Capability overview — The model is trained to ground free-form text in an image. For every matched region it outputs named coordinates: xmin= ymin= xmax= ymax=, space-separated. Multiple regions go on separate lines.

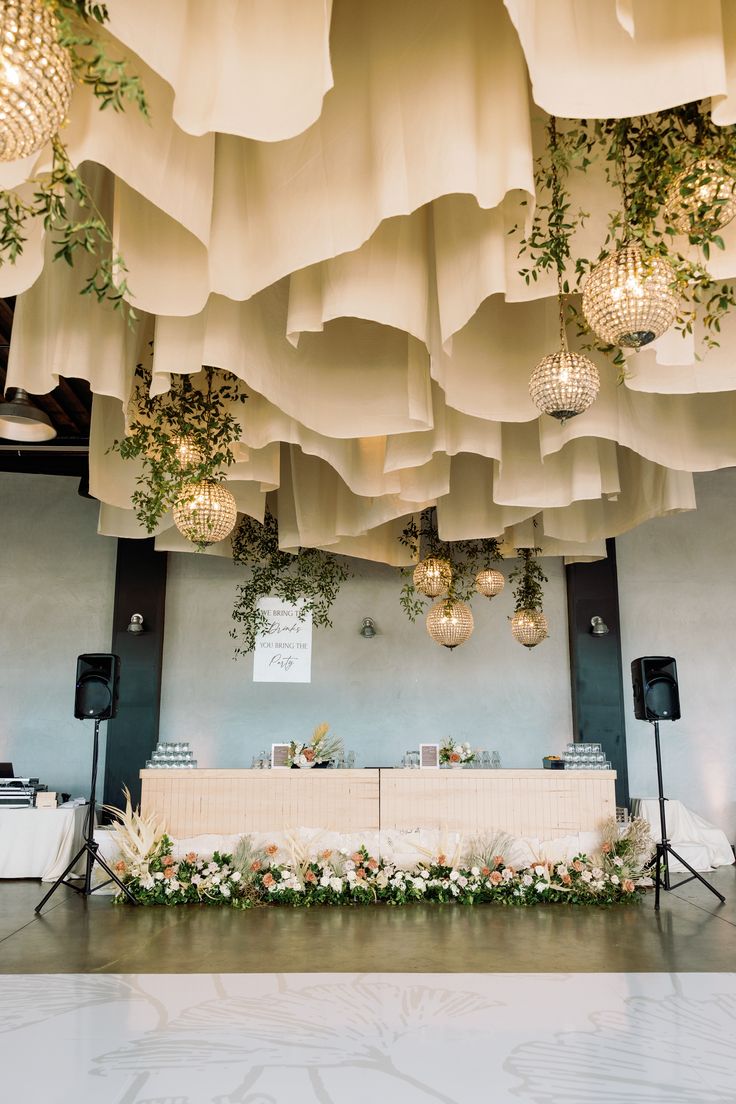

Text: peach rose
xmin=305 ymin=870 xmax=317 ymax=884
xmin=163 ymin=866 xmax=175 ymax=879
xmin=481 ymin=866 xmax=491 ymax=876
xmin=622 ymin=879 xmax=635 ymax=893
xmin=350 ymin=852 xmax=363 ymax=864
xmin=251 ymin=860 xmax=262 ymax=872
xmin=162 ymin=854 xmax=174 ymax=866
xmin=114 ymin=860 xmax=126 ymax=873
xmin=265 ymin=843 xmax=279 ymax=856
xmin=186 ymin=852 xmax=197 ymax=863
xmin=319 ymin=849 xmax=333 ymax=861
xmin=601 ymin=842 xmax=612 ymax=853
xmin=367 ymin=857 xmax=379 ymax=870
xmin=303 ymin=747 xmax=316 ymax=762
xmin=450 ymin=752 xmax=460 ymax=763
xmin=493 ymin=855 xmax=505 ymax=867
xmin=355 ymin=867 xmax=366 ymax=879
xmin=562 ymin=874 xmax=572 ymax=886
xmin=262 ymin=872 xmax=275 ymax=887
xmin=437 ymin=853 xmax=447 ymax=866
xmin=572 ymin=860 xmax=584 ymax=872
xmin=489 ymin=870 xmax=503 ymax=885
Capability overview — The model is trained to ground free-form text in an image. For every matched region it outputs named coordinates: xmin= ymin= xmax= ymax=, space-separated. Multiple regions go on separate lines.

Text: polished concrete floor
xmin=1 ymin=866 xmax=734 ymax=973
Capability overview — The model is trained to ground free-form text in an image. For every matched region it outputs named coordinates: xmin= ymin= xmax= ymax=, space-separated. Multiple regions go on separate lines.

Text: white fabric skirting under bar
xmin=631 ymin=799 xmax=734 ymax=873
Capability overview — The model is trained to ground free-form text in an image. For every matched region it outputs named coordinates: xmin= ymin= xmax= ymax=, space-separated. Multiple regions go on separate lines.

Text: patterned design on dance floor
xmin=1 ymin=973 xmax=733 ymax=1102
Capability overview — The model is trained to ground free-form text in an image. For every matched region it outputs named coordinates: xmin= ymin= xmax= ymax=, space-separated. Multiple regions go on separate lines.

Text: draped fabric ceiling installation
xmin=6 ymin=0 xmax=736 ymax=564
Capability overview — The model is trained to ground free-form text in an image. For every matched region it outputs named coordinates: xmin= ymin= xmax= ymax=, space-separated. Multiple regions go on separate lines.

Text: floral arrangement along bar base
xmin=439 ymin=738 xmax=475 ymax=767
xmin=108 ymin=808 xmax=654 ymax=909
xmin=288 ymin=722 xmax=343 ymax=769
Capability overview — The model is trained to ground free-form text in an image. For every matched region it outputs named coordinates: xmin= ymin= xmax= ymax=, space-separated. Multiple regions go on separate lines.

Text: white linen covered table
xmin=631 ymin=799 xmax=734 ymax=872
xmin=0 ymin=806 xmax=88 ymax=881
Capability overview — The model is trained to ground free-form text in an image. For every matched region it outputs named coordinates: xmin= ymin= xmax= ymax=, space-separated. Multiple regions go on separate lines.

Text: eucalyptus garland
xmin=509 ymin=548 xmax=548 ymax=613
xmin=230 ymin=509 xmax=351 ymax=655
xmin=398 ymin=508 xmax=503 ymax=621
xmin=516 ymin=100 xmax=736 ymax=363
xmin=110 ymin=362 xmax=248 ymax=533
xmin=0 ymin=1 xmax=148 ymax=318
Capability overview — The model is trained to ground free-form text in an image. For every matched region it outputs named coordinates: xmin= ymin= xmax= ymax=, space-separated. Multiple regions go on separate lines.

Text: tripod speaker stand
xmin=649 ymin=718 xmax=725 ymax=911
xmin=36 ymin=654 xmax=137 ymax=914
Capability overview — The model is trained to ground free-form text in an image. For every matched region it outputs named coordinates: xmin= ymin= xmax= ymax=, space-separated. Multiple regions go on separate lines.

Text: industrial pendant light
xmin=0 ymin=387 xmax=56 ymax=441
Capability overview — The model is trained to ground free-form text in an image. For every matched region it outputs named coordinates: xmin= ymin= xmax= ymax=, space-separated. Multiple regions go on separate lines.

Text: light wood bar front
xmin=141 ymin=768 xmax=616 ymax=840
xmin=380 ymin=769 xmax=616 ymax=839
xmin=140 ymin=769 xmax=379 ymax=837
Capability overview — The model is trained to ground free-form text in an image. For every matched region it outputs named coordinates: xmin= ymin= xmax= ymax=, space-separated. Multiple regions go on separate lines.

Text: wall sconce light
xmin=359 ymin=617 xmax=376 ymax=639
xmin=126 ymin=613 xmax=145 ymax=635
xmin=590 ymin=616 xmax=609 ymax=636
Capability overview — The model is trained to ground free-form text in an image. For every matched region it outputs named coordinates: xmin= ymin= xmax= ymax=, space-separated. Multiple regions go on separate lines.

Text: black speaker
xmin=631 ymin=656 xmax=680 ymax=721
xmin=74 ymin=654 xmax=120 ymax=720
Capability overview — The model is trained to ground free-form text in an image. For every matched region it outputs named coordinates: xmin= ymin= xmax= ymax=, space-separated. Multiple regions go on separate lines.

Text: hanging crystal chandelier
xmin=170 ymin=434 xmax=205 ymax=468
xmin=511 ymin=609 xmax=549 ymax=649
xmin=414 ymin=556 xmax=452 ymax=597
xmin=529 ymin=349 xmax=600 ymax=423
xmin=0 ymin=0 xmax=73 ymax=162
xmin=426 ymin=597 xmax=474 ymax=649
xmin=475 ymin=568 xmax=505 ymax=599
xmin=664 ymin=158 xmax=736 ymax=235
xmin=582 ymin=243 xmax=678 ymax=349
xmin=173 ymin=479 xmax=237 ymax=547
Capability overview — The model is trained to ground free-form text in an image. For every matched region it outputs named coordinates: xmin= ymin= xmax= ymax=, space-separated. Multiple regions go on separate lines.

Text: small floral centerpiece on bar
xmin=439 ymin=738 xmax=475 ymax=767
xmin=288 ymin=722 xmax=343 ymax=769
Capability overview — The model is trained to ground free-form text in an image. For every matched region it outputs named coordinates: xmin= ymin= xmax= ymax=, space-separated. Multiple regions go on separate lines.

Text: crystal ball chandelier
xmin=0 ymin=0 xmax=73 ymax=162
xmin=173 ymin=479 xmax=237 ymax=546
xmin=582 ymin=243 xmax=678 ymax=349
xmin=426 ymin=597 xmax=474 ymax=649
xmin=170 ymin=433 xmax=205 ymax=468
xmin=474 ymin=568 xmax=505 ymax=599
xmin=511 ymin=609 xmax=549 ymax=649
xmin=664 ymin=158 xmax=736 ymax=235
xmin=413 ymin=556 xmax=452 ymax=597
xmin=529 ymin=350 xmax=600 ymax=422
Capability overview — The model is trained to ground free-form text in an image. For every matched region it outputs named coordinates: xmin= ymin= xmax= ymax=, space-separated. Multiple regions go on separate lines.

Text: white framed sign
xmin=271 ymin=743 xmax=290 ymax=769
xmin=253 ymin=598 xmax=312 ymax=683
xmin=419 ymin=743 xmax=440 ymax=769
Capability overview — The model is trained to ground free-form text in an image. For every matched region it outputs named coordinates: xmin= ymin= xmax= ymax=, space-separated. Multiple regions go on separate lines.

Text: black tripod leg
xmin=35 ymin=842 xmax=89 ymax=914
xmin=654 ymin=844 xmax=662 ymax=911
xmin=665 ymin=845 xmax=726 ymax=905
xmin=89 ymin=846 xmax=138 ymax=906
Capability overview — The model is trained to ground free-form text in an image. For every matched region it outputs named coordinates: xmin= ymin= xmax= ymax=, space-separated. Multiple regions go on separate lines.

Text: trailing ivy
xmin=230 ymin=509 xmax=351 ymax=655
xmin=398 ymin=508 xmax=503 ymax=621
xmin=0 ymin=2 xmax=149 ymax=318
xmin=509 ymin=548 xmax=547 ymax=613
xmin=110 ymin=362 xmax=248 ymax=533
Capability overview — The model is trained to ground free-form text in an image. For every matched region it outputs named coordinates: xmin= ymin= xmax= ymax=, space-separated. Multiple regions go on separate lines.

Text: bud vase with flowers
xmin=288 ymin=722 xmax=343 ymax=769
xmin=439 ymin=738 xmax=475 ymax=768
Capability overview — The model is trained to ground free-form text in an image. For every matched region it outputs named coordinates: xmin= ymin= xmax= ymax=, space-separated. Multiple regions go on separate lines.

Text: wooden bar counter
xmin=140 ymin=768 xmax=380 ymax=837
xmin=380 ymin=769 xmax=616 ymax=839
xmin=141 ymin=767 xmax=616 ymax=840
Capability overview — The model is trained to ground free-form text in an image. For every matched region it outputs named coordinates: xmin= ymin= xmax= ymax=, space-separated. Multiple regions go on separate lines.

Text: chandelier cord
xmin=548 ymin=116 xmax=569 ymax=353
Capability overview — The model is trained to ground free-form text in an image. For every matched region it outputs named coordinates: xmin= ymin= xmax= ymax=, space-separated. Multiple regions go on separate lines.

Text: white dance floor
xmin=2 ymin=972 xmax=733 ymax=1102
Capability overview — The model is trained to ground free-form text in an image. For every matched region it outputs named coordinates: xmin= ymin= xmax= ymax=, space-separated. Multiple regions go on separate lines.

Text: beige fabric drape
xmin=4 ymin=0 xmax=735 ymax=561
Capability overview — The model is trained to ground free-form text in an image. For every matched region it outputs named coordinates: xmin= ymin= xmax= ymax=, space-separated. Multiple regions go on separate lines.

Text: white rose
xmin=330 ymin=877 xmax=343 ymax=893
xmin=535 ymin=882 xmax=546 ymax=893
xmin=581 ymin=870 xmax=593 ymax=883
xmin=346 ymin=869 xmax=356 ymax=882
xmin=230 ymin=871 xmax=241 ymax=882
xmin=221 ymin=885 xmax=231 ymax=898
xmin=471 ymin=866 xmax=481 ymax=877
xmin=534 ymin=865 xmax=546 ymax=876
xmin=211 ymin=875 xmax=221 ymax=886
xmin=502 ymin=868 xmax=514 ymax=882
xmin=613 ymin=856 xmax=624 ymax=867
xmin=610 ymin=874 xmax=620 ymax=885
xmin=320 ymin=875 xmax=331 ymax=888
xmin=522 ymin=874 xmax=533 ymax=887
xmin=457 ymin=875 xmax=468 ymax=888
xmin=556 ymin=865 xmax=568 ymax=877
xmin=153 ymin=872 xmax=164 ymax=881
xmin=449 ymin=870 xmax=459 ymax=882
xmin=592 ymin=867 xmax=603 ymax=879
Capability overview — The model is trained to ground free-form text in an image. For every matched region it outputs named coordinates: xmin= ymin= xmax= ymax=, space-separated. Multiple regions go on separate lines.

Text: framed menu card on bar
xmin=419 ymin=743 xmax=440 ymax=769
xmin=271 ymin=744 xmax=290 ymax=769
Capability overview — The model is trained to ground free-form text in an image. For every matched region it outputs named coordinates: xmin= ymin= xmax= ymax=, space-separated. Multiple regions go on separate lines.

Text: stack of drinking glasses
xmin=146 ymin=741 xmax=198 ymax=769
xmin=564 ymin=742 xmax=611 ymax=770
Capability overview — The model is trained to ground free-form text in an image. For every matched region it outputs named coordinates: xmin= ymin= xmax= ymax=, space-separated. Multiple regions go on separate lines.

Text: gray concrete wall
xmin=159 ymin=551 xmax=573 ymax=772
xmin=0 ymin=473 xmax=116 ymax=796
xmin=618 ymin=469 xmax=736 ymax=839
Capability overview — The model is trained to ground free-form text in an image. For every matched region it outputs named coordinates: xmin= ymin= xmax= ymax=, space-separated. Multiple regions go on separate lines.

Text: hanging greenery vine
xmin=0 ymin=1 xmax=149 ymax=318
xmin=397 ymin=508 xmax=503 ymax=621
xmin=508 ymin=547 xmax=548 ymax=613
xmin=110 ymin=362 xmax=248 ymax=534
xmin=230 ymin=509 xmax=351 ymax=656
xmin=515 ymin=100 xmax=736 ymax=363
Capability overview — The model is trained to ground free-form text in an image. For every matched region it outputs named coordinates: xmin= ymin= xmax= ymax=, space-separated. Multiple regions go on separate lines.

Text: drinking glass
xmin=347 ymin=751 xmax=356 ymax=768
xmin=490 ymin=751 xmax=501 ymax=769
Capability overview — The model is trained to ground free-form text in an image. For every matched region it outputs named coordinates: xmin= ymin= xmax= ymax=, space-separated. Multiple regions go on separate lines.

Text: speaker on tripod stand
xmin=630 ymin=656 xmax=725 ymax=911
xmin=35 ymin=654 xmax=137 ymax=913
